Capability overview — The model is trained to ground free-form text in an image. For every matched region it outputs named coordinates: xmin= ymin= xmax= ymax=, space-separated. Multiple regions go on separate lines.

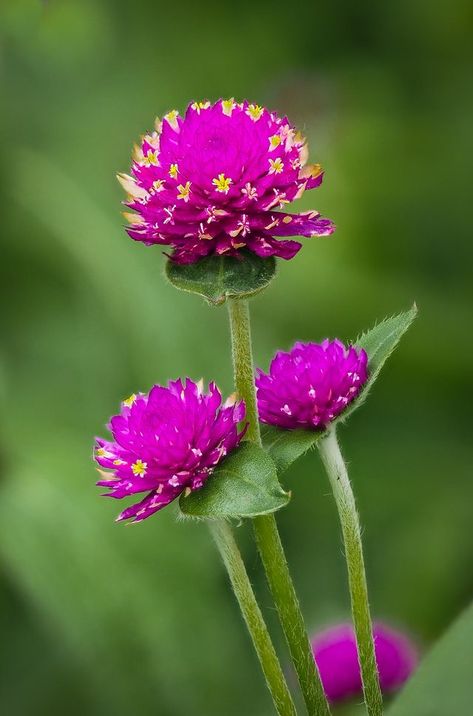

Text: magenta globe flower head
xmin=256 ymin=340 xmax=368 ymax=430
xmin=312 ymin=622 xmax=418 ymax=703
xmin=118 ymin=99 xmax=335 ymax=264
xmin=94 ymin=379 xmax=246 ymax=523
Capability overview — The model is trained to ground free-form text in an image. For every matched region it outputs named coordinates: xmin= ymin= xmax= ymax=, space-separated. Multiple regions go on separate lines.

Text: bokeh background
xmin=1 ymin=0 xmax=472 ymax=714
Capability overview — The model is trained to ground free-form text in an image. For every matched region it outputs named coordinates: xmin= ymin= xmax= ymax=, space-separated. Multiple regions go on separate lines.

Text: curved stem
xmin=252 ymin=514 xmax=331 ymax=716
xmin=227 ymin=298 xmax=331 ymax=716
xmin=210 ymin=520 xmax=297 ymax=716
xmin=318 ymin=428 xmax=383 ymax=716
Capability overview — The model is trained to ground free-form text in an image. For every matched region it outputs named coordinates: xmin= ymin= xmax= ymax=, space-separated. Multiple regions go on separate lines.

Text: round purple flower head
xmin=256 ymin=340 xmax=368 ymax=430
xmin=94 ymin=379 xmax=246 ymax=523
xmin=312 ymin=623 xmax=418 ymax=703
xmin=118 ymin=99 xmax=335 ymax=264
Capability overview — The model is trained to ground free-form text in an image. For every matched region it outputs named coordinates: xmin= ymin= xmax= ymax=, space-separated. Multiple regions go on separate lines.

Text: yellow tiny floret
xmin=96 ymin=447 xmax=108 ymax=457
xmin=164 ymin=109 xmax=179 ymax=127
xmin=143 ymin=150 xmax=159 ymax=166
xmin=169 ymin=163 xmax=179 ymax=179
xmin=177 ymin=181 xmax=191 ymax=202
xmin=269 ymin=134 xmax=282 ymax=149
xmin=221 ymin=98 xmax=235 ymax=116
xmin=191 ymin=101 xmax=210 ymax=113
xmin=246 ymin=104 xmax=264 ymax=121
xmin=131 ymin=460 xmax=148 ymax=478
xmin=152 ymin=179 xmax=165 ymax=192
xmin=269 ymin=157 xmax=284 ymax=174
xmin=212 ymin=173 xmax=232 ymax=193
xmin=123 ymin=393 xmax=136 ymax=407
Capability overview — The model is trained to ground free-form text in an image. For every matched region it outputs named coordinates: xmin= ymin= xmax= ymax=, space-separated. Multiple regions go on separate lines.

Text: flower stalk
xmin=227 ymin=298 xmax=331 ymax=716
xmin=317 ymin=427 xmax=383 ymax=716
xmin=210 ymin=520 xmax=297 ymax=716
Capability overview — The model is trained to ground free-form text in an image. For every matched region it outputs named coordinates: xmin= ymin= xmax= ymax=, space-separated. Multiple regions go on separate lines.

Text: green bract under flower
xmin=165 ymin=251 xmax=276 ymax=305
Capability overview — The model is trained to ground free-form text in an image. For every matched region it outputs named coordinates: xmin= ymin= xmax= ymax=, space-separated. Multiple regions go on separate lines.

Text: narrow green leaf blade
xmin=179 ymin=442 xmax=290 ymax=519
xmin=165 ymin=252 xmax=276 ymax=305
xmin=339 ymin=303 xmax=417 ymax=424
xmin=261 ymin=305 xmax=417 ymax=474
xmin=387 ymin=601 xmax=473 ymax=716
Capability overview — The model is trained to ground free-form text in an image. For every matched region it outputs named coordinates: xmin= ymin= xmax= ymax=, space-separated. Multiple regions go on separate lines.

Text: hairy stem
xmin=227 ymin=298 xmax=331 ymax=716
xmin=318 ymin=428 xmax=383 ymax=716
xmin=210 ymin=520 xmax=297 ymax=716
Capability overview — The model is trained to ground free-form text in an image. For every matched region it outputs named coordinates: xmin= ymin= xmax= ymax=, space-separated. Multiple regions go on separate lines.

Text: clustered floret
xmin=119 ymin=99 xmax=334 ymax=264
xmin=256 ymin=340 xmax=368 ymax=431
xmin=94 ymin=379 xmax=246 ymax=522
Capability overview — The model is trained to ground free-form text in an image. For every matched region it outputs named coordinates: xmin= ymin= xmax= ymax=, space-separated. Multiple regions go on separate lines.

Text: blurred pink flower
xmin=311 ymin=622 xmax=418 ymax=703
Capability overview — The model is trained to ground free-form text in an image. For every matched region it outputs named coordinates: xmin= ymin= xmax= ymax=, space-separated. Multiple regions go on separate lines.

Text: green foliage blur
xmin=1 ymin=0 xmax=472 ymax=714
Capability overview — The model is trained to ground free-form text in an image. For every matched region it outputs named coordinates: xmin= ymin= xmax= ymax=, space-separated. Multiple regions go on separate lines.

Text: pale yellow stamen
xmin=246 ymin=104 xmax=263 ymax=121
xmin=212 ymin=173 xmax=232 ymax=193
xmin=269 ymin=134 xmax=281 ymax=150
xmin=269 ymin=157 xmax=284 ymax=174
xmin=177 ymin=181 xmax=191 ymax=202
xmin=221 ymin=98 xmax=235 ymax=116
xmin=143 ymin=150 xmax=159 ymax=166
xmin=169 ymin=163 xmax=178 ymax=179
xmin=191 ymin=101 xmax=210 ymax=113
xmin=123 ymin=393 xmax=137 ymax=407
xmin=131 ymin=460 xmax=147 ymax=478
xmin=152 ymin=179 xmax=165 ymax=193
xmin=164 ymin=109 xmax=179 ymax=128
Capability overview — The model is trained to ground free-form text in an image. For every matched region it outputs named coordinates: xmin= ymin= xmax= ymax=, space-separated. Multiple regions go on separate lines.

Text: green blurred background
xmin=1 ymin=0 xmax=472 ymax=714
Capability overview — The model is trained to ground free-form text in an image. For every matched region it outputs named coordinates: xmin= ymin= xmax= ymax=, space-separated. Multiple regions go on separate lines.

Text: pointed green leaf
xmin=165 ymin=252 xmax=276 ymax=306
xmin=262 ymin=305 xmax=417 ymax=474
xmin=387 ymin=601 xmax=473 ymax=716
xmin=179 ymin=442 xmax=290 ymax=519
xmin=339 ymin=303 xmax=417 ymax=423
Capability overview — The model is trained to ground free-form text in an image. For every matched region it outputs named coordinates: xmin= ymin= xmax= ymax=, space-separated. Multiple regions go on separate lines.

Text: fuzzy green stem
xmin=210 ymin=520 xmax=297 ymax=716
xmin=227 ymin=298 xmax=331 ymax=716
xmin=228 ymin=299 xmax=261 ymax=444
xmin=318 ymin=428 xmax=383 ymax=716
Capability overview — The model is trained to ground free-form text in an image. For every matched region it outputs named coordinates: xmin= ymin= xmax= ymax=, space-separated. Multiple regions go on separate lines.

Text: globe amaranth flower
xmin=94 ymin=379 xmax=246 ymax=522
xmin=312 ymin=623 xmax=418 ymax=703
xmin=118 ymin=99 xmax=335 ymax=264
xmin=256 ymin=340 xmax=368 ymax=430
